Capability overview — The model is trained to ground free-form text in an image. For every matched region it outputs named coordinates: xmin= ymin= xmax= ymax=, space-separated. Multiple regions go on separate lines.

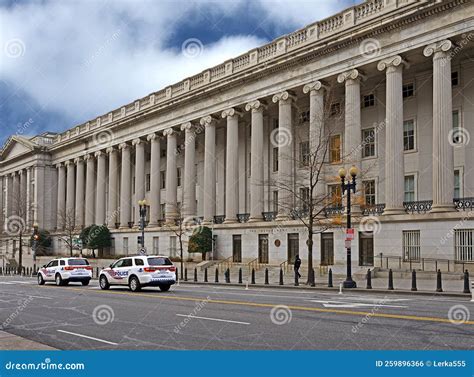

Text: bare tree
xmin=56 ymin=208 xmax=79 ymax=257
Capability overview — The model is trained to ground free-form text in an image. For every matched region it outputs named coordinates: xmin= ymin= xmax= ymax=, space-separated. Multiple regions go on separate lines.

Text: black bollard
xmin=436 ymin=269 xmax=443 ymax=292
xmin=225 ymin=268 xmax=230 ymax=283
xmin=184 ymin=268 xmax=188 ymax=282
xmin=251 ymin=268 xmax=256 ymax=284
xmin=310 ymin=268 xmax=316 ymax=287
xmin=215 ymin=268 xmax=219 ymax=283
xmin=463 ymin=270 xmax=470 ymax=294
xmin=264 ymin=268 xmax=269 ymax=285
xmin=279 ymin=268 xmax=284 ymax=285
xmin=238 ymin=268 xmax=243 ymax=284
xmin=176 ymin=267 xmax=179 ymax=282
xmin=366 ymin=269 xmax=372 ymax=289
xmin=411 ymin=269 xmax=417 ymax=291
xmin=388 ymin=269 xmax=394 ymax=290
xmin=328 ymin=268 xmax=333 ymax=288
xmin=194 ymin=268 xmax=197 ymax=282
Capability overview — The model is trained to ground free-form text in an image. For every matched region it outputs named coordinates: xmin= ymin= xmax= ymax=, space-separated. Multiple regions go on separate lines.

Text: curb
xmin=176 ymin=281 xmax=471 ymax=299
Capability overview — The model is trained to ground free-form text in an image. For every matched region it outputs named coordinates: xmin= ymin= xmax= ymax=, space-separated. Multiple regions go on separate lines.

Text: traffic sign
xmin=346 ymin=228 xmax=355 ymax=240
xmin=139 ymin=247 xmax=147 ymax=256
xmin=345 ymin=239 xmax=351 ymax=249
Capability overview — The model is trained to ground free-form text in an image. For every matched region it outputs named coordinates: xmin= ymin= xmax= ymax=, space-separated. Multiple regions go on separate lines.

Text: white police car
xmin=37 ymin=258 xmax=92 ymax=286
xmin=99 ymin=255 xmax=176 ymax=292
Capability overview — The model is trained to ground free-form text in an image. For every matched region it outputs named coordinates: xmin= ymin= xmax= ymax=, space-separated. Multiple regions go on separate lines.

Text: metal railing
xmin=403 ymin=200 xmax=432 ymax=214
xmin=216 ymin=256 xmax=234 ymax=272
xmin=279 ymin=259 xmax=290 ymax=274
xmin=213 ymin=215 xmax=225 ymax=224
xmin=454 ymin=197 xmax=474 ymax=211
xmin=262 ymin=212 xmax=276 ymax=222
xmin=237 ymin=213 xmax=250 ymax=223
xmin=248 ymin=258 xmax=261 ymax=274
xmin=323 ymin=205 xmax=344 ymax=217
xmin=378 ymin=253 xmax=474 ymax=272
xmin=361 ymin=203 xmax=385 ymax=216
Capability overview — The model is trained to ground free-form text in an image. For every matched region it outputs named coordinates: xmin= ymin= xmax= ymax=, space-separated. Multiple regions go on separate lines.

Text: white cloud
xmin=0 ymin=0 xmax=356 ymax=126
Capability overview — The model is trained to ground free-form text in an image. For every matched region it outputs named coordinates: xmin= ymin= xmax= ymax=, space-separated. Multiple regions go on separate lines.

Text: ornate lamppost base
xmin=343 ymin=279 xmax=357 ymax=288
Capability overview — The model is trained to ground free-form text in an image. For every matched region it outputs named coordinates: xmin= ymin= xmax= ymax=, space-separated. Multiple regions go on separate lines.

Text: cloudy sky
xmin=0 ymin=0 xmax=361 ymax=145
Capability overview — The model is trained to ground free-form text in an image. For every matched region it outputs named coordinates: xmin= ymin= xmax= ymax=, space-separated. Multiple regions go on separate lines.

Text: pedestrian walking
xmin=294 ymin=255 xmax=301 ymax=286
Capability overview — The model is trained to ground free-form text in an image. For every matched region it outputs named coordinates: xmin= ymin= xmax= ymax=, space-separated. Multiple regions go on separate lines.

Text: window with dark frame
xmin=362 ymin=128 xmax=375 ymax=158
xmin=329 ymin=134 xmax=341 ymax=163
xmin=299 ymin=141 xmax=310 ymax=167
xmin=403 ymin=120 xmax=415 ymax=151
xmin=452 ymin=71 xmax=459 ymax=86
xmin=330 ymin=102 xmax=341 ymax=116
xmin=272 ymin=147 xmax=279 ymax=172
xmin=363 ymin=180 xmax=376 ymax=206
xmin=402 ymin=83 xmax=415 ymax=98
xmin=362 ymin=94 xmax=375 ymax=108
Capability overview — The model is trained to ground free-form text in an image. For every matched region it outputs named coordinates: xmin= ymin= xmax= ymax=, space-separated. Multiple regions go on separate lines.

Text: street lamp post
xmin=32 ymin=222 xmax=39 ymax=274
xmin=339 ymin=166 xmax=358 ymax=289
xmin=138 ymin=200 xmax=148 ymax=255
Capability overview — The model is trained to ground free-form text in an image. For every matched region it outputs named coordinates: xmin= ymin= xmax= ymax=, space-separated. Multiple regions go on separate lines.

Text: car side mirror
xmin=42 ymin=265 xmax=46 ymax=268
xmin=109 ymin=263 xmax=114 ymax=268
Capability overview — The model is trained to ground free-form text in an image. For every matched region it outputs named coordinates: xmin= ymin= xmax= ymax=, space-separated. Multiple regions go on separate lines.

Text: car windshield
xmin=68 ymin=259 xmax=89 ymax=266
xmin=147 ymin=257 xmax=172 ymax=266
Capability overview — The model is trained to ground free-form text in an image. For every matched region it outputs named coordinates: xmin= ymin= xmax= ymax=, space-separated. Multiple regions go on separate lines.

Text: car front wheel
xmin=55 ymin=274 xmax=64 ymax=286
xmin=129 ymin=276 xmax=141 ymax=292
xmin=37 ymin=273 xmax=45 ymax=285
xmin=99 ymin=275 xmax=110 ymax=290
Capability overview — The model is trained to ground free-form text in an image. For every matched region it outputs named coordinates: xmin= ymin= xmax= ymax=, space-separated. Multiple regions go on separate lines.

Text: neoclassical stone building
xmin=1 ymin=0 xmax=474 ymax=271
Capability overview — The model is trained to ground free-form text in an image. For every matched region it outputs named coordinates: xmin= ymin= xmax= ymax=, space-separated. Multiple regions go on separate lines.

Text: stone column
xmin=4 ymin=174 xmax=13 ymax=227
xmin=84 ymin=154 xmax=95 ymax=226
xmin=272 ymin=91 xmax=296 ymax=220
xmin=245 ymin=101 xmax=266 ymax=222
xmin=303 ymin=81 xmax=327 ymax=203
xmin=337 ymin=69 xmax=364 ymax=165
xmin=56 ymin=163 xmax=66 ymax=229
xmin=33 ymin=166 xmax=45 ymax=227
xmin=74 ymin=157 xmax=85 ymax=228
xmin=19 ymin=170 xmax=27 ymax=220
xmin=147 ymin=134 xmax=161 ymax=226
xmin=95 ymin=151 xmax=107 ymax=225
xmin=221 ymin=109 xmax=241 ymax=223
xmin=180 ymin=123 xmax=196 ymax=219
xmin=133 ymin=138 xmax=146 ymax=226
xmin=0 ymin=176 xmax=3 ymax=231
xmin=106 ymin=147 xmax=119 ymax=228
xmin=201 ymin=115 xmax=217 ymax=224
xmin=25 ymin=168 xmax=32 ymax=228
xmin=119 ymin=143 xmax=132 ymax=228
xmin=378 ymin=56 xmax=407 ymax=215
xmin=164 ymin=128 xmax=178 ymax=223
xmin=424 ymin=40 xmax=455 ymax=212
xmin=65 ymin=161 xmax=76 ymax=226
xmin=12 ymin=172 xmax=20 ymax=216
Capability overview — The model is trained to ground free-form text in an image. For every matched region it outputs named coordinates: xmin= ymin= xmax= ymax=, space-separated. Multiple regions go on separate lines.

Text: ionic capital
xmin=221 ymin=108 xmax=242 ymax=119
xmin=132 ymin=138 xmax=144 ymax=146
xmin=200 ymin=115 xmax=217 ymax=127
xmin=163 ymin=128 xmax=176 ymax=137
xmin=83 ymin=154 xmax=93 ymax=162
xmin=245 ymin=100 xmax=267 ymax=113
xmin=147 ymin=133 xmax=159 ymax=142
xmin=423 ymin=39 xmax=453 ymax=58
xmin=180 ymin=122 xmax=194 ymax=132
xmin=303 ymin=80 xmax=327 ymax=94
xmin=65 ymin=159 xmax=75 ymax=166
xmin=106 ymin=146 xmax=116 ymax=154
xmin=74 ymin=157 xmax=84 ymax=164
xmin=56 ymin=162 xmax=64 ymax=169
xmin=118 ymin=143 xmax=129 ymax=151
xmin=94 ymin=151 xmax=104 ymax=158
xmin=337 ymin=68 xmax=365 ymax=84
xmin=377 ymin=55 xmax=409 ymax=72
xmin=272 ymin=91 xmax=296 ymax=105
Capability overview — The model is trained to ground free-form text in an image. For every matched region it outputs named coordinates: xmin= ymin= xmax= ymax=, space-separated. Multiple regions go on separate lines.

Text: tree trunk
xmin=18 ymin=233 xmax=23 ymax=275
xmin=179 ymin=237 xmax=184 ymax=279
xmin=307 ymin=227 xmax=314 ymax=285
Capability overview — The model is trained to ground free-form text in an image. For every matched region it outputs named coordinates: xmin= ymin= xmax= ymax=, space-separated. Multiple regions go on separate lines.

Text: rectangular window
xmin=328 ymin=184 xmax=342 ymax=206
xmin=402 ymin=83 xmax=415 ymax=98
xmin=452 ymin=71 xmax=459 ymax=86
xmin=403 ymin=120 xmax=415 ymax=151
xmin=160 ymin=171 xmax=166 ymax=189
xmin=404 ymin=175 xmax=415 ymax=202
xmin=146 ymin=174 xmax=151 ymax=192
xmin=330 ymin=103 xmax=341 ymax=116
xmin=454 ymin=229 xmax=474 ymax=261
xmin=272 ymin=191 xmax=278 ymax=213
xmin=177 ymin=168 xmax=182 ymax=187
xmin=299 ymin=187 xmax=310 ymax=211
xmin=321 ymin=233 xmax=334 ymax=266
xmin=454 ymin=169 xmax=462 ymax=199
xmin=232 ymin=235 xmax=242 ymax=263
xmin=258 ymin=234 xmax=269 ymax=264
xmin=160 ymin=203 xmax=165 ymax=220
xmin=299 ymin=141 xmax=310 ymax=167
xmin=169 ymin=236 xmax=177 ymax=257
xmin=123 ymin=237 xmax=129 ymax=256
xmin=452 ymin=110 xmax=462 ymax=144
xmin=329 ymin=134 xmax=341 ymax=163
xmin=363 ymin=180 xmax=376 ymax=206
xmin=403 ymin=230 xmax=420 ymax=261
xmin=300 ymin=110 xmax=310 ymax=124
xmin=362 ymin=94 xmax=375 ymax=108
xmin=361 ymin=128 xmax=375 ymax=158
xmin=153 ymin=237 xmax=159 ymax=254
xmin=272 ymin=147 xmax=279 ymax=172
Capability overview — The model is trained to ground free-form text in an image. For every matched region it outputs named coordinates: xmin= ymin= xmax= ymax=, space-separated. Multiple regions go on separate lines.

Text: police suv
xmin=99 ymin=255 xmax=176 ymax=292
xmin=37 ymin=258 xmax=92 ymax=286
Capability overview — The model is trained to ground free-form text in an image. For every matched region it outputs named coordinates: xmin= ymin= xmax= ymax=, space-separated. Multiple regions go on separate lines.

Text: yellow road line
xmin=59 ymin=287 xmax=474 ymax=326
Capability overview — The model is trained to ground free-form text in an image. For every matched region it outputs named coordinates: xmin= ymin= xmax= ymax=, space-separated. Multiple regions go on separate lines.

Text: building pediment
xmin=0 ymin=136 xmax=37 ymax=161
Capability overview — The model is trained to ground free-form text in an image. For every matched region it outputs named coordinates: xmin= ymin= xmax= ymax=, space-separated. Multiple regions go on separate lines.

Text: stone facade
xmin=1 ymin=0 xmax=474 ymax=271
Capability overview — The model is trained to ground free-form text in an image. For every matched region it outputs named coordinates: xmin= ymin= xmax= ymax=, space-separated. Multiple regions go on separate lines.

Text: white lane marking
xmin=176 ymin=314 xmax=250 ymax=325
xmin=0 ymin=292 xmax=53 ymax=300
xmin=57 ymin=330 xmax=118 ymax=345
xmin=308 ymin=300 xmax=408 ymax=308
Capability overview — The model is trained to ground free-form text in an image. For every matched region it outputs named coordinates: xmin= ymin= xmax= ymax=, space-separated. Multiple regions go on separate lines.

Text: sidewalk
xmin=0 ymin=331 xmax=56 ymax=350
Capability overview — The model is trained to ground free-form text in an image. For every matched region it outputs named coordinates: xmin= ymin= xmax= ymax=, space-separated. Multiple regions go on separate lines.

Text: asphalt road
xmin=0 ymin=276 xmax=472 ymax=350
